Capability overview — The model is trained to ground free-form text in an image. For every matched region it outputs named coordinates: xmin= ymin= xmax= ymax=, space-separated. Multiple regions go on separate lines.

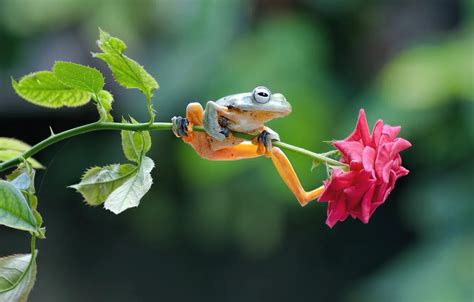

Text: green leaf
xmin=0 ymin=138 xmax=30 ymax=152
xmin=0 ymin=180 xmax=38 ymax=233
xmin=69 ymin=163 xmax=137 ymax=206
xmin=104 ymin=156 xmax=154 ymax=214
xmin=6 ymin=168 xmax=44 ymax=235
xmin=53 ymin=61 xmax=104 ymax=94
xmin=12 ymin=71 xmax=92 ymax=108
xmin=0 ymin=138 xmax=43 ymax=169
xmin=0 ymin=252 xmax=37 ymax=302
xmin=96 ymin=90 xmax=114 ymax=122
xmin=8 ymin=171 xmax=31 ymax=192
xmin=93 ymin=29 xmax=158 ymax=96
xmin=0 ymin=150 xmax=43 ymax=170
xmin=121 ymin=118 xmax=152 ymax=162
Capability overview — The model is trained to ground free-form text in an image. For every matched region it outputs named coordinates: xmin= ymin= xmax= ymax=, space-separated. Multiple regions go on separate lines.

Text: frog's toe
xmin=255 ymin=130 xmax=280 ymax=155
xmin=171 ymin=116 xmax=189 ymax=137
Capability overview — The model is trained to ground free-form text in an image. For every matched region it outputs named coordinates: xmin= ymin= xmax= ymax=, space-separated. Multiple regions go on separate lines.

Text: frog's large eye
xmin=252 ymin=86 xmax=271 ymax=104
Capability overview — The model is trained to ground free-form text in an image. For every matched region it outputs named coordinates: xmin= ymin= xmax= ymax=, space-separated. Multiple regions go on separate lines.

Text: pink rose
xmin=318 ymin=109 xmax=411 ymax=228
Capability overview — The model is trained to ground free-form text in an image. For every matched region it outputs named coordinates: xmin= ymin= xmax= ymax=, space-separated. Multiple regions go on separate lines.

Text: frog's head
xmin=218 ymin=86 xmax=292 ymax=118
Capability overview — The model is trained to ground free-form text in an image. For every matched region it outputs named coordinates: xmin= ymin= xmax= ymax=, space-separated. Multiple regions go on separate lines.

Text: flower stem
xmin=0 ymin=121 xmax=347 ymax=173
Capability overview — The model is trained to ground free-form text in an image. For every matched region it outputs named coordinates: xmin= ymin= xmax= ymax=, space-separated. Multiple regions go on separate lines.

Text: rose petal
xmin=344 ymin=183 xmax=369 ymax=210
xmin=334 ymin=141 xmax=364 ymax=162
xmin=375 ymin=144 xmax=391 ymax=180
xmin=361 ymin=184 xmax=376 ymax=223
xmin=345 ymin=109 xmax=371 ymax=145
xmin=382 ymin=124 xmax=401 ymax=140
xmin=362 ymin=146 xmax=376 ymax=171
xmin=397 ymin=166 xmax=410 ymax=177
xmin=371 ymin=120 xmax=383 ymax=147
xmin=390 ymin=138 xmax=412 ymax=157
xmin=326 ymin=195 xmax=349 ymax=228
xmin=382 ymin=160 xmax=394 ymax=183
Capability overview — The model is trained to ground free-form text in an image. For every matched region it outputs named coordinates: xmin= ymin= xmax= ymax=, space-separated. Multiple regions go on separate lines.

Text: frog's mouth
xmin=228 ymin=104 xmax=291 ymax=115
xmin=238 ymin=102 xmax=292 ymax=115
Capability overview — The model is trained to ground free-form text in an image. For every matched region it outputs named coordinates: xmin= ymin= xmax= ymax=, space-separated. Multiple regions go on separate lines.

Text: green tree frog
xmin=172 ymin=86 xmax=323 ymax=206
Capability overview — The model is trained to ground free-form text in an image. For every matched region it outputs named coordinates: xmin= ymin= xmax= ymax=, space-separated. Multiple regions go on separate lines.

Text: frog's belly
xmin=223 ymin=110 xmax=272 ymax=133
xmin=226 ymin=116 xmax=262 ymax=133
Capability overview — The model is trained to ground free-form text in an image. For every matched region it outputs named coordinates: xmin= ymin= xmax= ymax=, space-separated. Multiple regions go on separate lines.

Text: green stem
xmin=0 ymin=121 xmax=348 ymax=173
xmin=30 ymin=234 xmax=36 ymax=256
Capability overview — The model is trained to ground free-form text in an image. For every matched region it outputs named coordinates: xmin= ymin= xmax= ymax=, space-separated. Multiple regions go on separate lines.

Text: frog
xmin=172 ymin=86 xmax=323 ymax=206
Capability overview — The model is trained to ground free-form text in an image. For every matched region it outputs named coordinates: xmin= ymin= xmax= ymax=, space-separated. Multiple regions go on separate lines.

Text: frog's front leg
xmin=202 ymin=101 xmax=229 ymax=141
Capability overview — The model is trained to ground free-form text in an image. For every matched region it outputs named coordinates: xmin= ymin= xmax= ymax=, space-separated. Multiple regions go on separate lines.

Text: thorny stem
xmin=0 ymin=121 xmax=348 ymax=173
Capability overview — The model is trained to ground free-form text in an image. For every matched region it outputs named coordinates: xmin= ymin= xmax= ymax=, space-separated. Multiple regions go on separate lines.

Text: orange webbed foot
xmin=252 ymin=128 xmax=280 ymax=157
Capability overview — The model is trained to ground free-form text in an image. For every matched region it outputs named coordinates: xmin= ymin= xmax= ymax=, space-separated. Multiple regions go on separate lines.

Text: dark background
xmin=1 ymin=0 xmax=473 ymax=301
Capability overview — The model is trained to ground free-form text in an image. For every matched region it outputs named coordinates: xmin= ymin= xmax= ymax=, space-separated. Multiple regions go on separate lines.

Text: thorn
xmin=49 ymin=126 xmax=55 ymax=136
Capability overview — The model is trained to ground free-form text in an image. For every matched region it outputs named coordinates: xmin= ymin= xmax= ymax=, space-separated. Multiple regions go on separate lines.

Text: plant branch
xmin=0 ymin=121 xmax=347 ymax=173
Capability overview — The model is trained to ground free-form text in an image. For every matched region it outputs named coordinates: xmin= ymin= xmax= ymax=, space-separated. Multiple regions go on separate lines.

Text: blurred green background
xmin=1 ymin=0 xmax=473 ymax=301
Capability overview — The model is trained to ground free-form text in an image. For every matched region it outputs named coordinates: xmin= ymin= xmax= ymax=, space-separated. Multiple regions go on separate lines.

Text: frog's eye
xmin=252 ymin=86 xmax=271 ymax=104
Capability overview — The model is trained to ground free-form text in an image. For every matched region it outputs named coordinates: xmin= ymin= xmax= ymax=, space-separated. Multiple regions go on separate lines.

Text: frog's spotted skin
xmin=172 ymin=86 xmax=324 ymax=206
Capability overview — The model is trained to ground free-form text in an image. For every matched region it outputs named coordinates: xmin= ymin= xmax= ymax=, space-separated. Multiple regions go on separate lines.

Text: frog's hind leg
xmin=208 ymin=142 xmax=261 ymax=160
xmin=270 ymin=147 xmax=324 ymax=206
xmin=251 ymin=128 xmax=323 ymax=206
xmin=187 ymin=141 xmax=324 ymax=205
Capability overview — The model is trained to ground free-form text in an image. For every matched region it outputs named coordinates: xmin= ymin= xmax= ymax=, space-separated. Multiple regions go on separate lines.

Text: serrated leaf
xmin=97 ymin=29 xmax=126 ymax=53
xmin=0 ymin=180 xmax=38 ymax=233
xmin=96 ymin=90 xmax=114 ymax=122
xmin=69 ymin=163 xmax=136 ymax=206
xmin=12 ymin=71 xmax=92 ymax=108
xmin=53 ymin=61 xmax=104 ymax=94
xmin=0 ymin=150 xmax=43 ymax=169
xmin=121 ymin=118 xmax=151 ymax=162
xmin=104 ymin=156 xmax=154 ymax=214
xmin=0 ymin=252 xmax=37 ymax=302
xmin=93 ymin=29 xmax=158 ymax=96
xmin=6 ymin=168 xmax=43 ymax=232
